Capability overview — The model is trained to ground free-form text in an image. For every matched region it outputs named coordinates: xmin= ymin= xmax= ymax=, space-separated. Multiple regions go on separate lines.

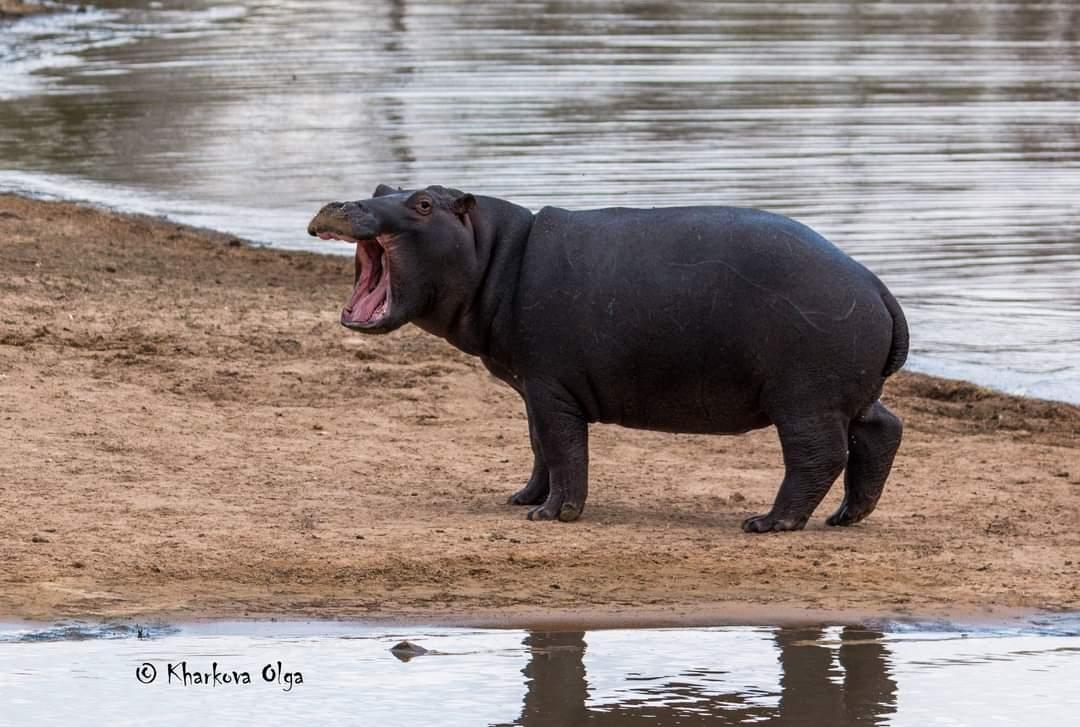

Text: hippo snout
xmin=307 ymin=202 xmax=344 ymax=236
xmin=307 ymin=201 xmax=378 ymax=241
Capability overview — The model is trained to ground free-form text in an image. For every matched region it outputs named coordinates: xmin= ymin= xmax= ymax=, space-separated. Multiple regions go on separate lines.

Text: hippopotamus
xmin=308 ymin=185 xmax=908 ymax=532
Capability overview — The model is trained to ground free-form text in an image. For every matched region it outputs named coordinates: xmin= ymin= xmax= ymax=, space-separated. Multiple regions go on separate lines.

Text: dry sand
xmin=1 ymin=194 xmax=1078 ymax=626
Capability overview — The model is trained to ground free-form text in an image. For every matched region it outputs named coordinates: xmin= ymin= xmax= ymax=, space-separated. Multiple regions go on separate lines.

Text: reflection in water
xmin=502 ymin=627 xmax=896 ymax=726
xmin=0 ymin=620 xmax=1078 ymax=725
xmin=1 ymin=1 xmax=1079 ymax=401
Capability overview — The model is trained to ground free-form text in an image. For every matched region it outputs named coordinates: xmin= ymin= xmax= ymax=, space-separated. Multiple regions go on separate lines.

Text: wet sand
xmin=1 ymin=193 xmax=1078 ymax=624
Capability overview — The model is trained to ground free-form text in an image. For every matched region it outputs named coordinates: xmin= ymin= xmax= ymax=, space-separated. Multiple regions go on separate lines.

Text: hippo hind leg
xmin=826 ymin=400 xmax=902 ymax=527
xmin=743 ymin=413 xmax=848 ymax=533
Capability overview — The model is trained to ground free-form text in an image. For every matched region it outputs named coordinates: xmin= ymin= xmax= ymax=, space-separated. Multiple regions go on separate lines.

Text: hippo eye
xmin=416 ymin=197 xmax=433 ymax=215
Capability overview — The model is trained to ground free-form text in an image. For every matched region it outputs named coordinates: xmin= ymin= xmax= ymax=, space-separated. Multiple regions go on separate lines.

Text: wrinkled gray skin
xmin=308 ymin=185 xmax=907 ymax=532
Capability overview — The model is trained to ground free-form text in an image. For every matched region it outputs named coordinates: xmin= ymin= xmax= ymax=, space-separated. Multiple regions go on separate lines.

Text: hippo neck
xmin=414 ymin=196 xmax=534 ymax=361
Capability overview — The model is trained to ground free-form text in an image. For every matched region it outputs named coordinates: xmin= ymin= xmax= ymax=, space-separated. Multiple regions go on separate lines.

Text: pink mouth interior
xmin=317 ymin=232 xmax=390 ymax=324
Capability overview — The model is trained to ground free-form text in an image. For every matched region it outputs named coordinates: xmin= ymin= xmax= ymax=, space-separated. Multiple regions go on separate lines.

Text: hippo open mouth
xmin=317 ymin=232 xmax=390 ymax=327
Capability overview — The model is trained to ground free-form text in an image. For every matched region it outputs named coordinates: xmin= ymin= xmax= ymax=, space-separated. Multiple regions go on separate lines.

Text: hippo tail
xmin=879 ymin=287 xmax=909 ymax=378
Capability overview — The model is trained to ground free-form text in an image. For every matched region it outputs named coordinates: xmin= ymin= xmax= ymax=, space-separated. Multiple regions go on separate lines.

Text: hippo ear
xmin=451 ymin=193 xmax=475 ymax=219
xmin=373 ymin=184 xmax=400 ymax=198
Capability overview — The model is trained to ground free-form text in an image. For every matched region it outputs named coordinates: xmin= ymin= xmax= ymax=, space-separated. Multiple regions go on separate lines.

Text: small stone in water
xmin=390 ymin=640 xmax=429 ymax=662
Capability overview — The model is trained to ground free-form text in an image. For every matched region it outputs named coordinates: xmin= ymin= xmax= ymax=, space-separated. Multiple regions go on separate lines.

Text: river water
xmin=1 ymin=618 xmax=1078 ymax=725
xmin=1 ymin=1 xmax=1079 ymax=403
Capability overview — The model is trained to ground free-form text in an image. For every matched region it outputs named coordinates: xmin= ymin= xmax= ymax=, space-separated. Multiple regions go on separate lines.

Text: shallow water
xmin=1 ymin=1 xmax=1079 ymax=402
xmin=1 ymin=617 xmax=1078 ymax=725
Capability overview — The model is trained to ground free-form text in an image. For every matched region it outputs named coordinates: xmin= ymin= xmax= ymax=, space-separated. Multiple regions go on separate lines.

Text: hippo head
xmin=307 ymin=184 xmax=476 ymax=334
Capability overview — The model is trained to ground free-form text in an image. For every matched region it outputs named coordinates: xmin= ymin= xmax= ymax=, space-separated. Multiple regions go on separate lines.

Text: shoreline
xmin=6 ymin=179 xmax=1077 ymax=407
xmin=2 ymin=192 xmax=1079 ymax=623
xmin=0 ymin=602 xmax=1060 ymax=633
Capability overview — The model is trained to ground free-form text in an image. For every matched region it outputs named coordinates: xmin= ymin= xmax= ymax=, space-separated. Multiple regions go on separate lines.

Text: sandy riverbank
xmin=0 ymin=1 xmax=62 ymax=19
xmin=1 ymin=193 xmax=1078 ymax=625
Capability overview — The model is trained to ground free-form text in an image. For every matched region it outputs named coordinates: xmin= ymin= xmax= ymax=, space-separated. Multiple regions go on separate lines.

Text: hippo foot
xmin=507 ymin=482 xmax=548 ymax=506
xmin=741 ymin=512 xmax=807 ymax=533
xmin=825 ymin=502 xmax=872 ymax=527
xmin=527 ymin=501 xmax=583 ymax=522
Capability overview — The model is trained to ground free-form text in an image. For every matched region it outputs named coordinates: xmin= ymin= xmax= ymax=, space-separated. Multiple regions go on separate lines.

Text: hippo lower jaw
xmin=316 ymin=232 xmax=392 ymax=329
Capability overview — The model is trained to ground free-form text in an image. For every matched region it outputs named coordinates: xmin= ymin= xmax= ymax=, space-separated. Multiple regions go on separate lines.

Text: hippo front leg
xmin=508 ymin=405 xmax=551 ymax=506
xmin=482 ymin=357 xmax=552 ymax=506
xmin=523 ymin=381 xmax=589 ymax=522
